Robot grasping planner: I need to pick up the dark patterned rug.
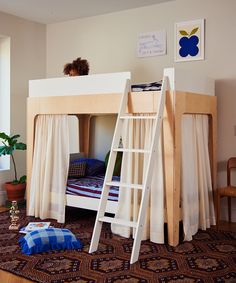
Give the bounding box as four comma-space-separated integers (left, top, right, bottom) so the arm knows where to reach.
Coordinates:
0, 207, 235, 283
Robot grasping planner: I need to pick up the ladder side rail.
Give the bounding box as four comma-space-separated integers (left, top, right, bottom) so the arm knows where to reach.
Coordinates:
141, 76, 167, 187
130, 76, 168, 263
89, 79, 130, 253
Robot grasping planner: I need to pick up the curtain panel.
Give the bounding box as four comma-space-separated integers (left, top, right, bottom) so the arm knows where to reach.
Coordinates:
112, 114, 215, 243
28, 115, 70, 223
111, 114, 165, 243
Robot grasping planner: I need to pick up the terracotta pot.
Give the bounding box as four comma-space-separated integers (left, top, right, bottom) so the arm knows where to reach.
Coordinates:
5, 182, 26, 201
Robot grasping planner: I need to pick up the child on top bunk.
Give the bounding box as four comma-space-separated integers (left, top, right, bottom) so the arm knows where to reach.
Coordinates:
63, 57, 89, 76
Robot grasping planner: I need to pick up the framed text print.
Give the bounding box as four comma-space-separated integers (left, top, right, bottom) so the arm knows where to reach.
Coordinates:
175, 19, 205, 62
137, 30, 166, 57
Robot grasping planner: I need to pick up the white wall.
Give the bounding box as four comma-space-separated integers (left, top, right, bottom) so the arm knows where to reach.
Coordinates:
0, 12, 46, 205
47, 0, 236, 80
89, 115, 117, 160
46, 0, 236, 219
0, 36, 10, 171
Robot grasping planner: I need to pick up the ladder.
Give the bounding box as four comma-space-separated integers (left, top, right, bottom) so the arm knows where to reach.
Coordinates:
89, 76, 168, 264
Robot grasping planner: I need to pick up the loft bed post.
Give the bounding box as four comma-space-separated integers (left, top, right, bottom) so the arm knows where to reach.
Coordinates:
77, 114, 92, 157
172, 93, 183, 247
205, 107, 217, 210
163, 89, 179, 246
26, 102, 39, 214
209, 110, 217, 193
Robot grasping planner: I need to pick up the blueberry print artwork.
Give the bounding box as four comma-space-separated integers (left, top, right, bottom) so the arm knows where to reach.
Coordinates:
175, 19, 204, 62
179, 27, 199, 57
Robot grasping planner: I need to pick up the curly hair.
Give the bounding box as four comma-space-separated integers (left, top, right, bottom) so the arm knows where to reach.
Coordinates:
63, 63, 73, 75
63, 57, 90, 76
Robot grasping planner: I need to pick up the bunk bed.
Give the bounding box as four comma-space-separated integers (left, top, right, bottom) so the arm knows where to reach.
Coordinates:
27, 68, 217, 247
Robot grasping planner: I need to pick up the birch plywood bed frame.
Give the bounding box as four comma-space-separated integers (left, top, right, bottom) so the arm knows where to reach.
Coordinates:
27, 69, 217, 247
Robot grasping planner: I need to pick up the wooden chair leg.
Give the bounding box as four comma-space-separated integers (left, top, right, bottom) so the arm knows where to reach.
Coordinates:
228, 197, 231, 222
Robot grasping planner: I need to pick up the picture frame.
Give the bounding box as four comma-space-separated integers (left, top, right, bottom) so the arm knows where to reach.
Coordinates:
174, 19, 205, 62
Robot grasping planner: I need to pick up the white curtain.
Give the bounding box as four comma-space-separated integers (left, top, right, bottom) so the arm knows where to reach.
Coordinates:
111, 115, 165, 243
28, 115, 70, 223
112, 114, 215, 243
182, 115, 215, 241
181, 115, 199, 240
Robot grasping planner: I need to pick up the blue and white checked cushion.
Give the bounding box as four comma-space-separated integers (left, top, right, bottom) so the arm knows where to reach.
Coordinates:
71, 158, 105, 176
68, 162, 86, 178
19, 228, 82, 255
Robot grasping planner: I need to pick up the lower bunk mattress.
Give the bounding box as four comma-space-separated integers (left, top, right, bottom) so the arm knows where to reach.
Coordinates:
66, 174, 120, 201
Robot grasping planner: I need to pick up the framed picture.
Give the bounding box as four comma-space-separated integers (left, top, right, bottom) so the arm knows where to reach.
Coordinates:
137, 30, 166, 57
175, 19, 205, 62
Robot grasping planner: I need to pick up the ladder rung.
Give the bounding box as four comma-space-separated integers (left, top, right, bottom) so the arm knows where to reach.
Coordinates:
113, 148, 150, 153
120, 115, 156, 120
106, 181, 143, 190
99, 216, 137, 228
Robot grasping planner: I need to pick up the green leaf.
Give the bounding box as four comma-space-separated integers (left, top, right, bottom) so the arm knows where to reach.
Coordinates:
179, 30, 189, 36
0, 132, 10, 142
9, 139, 17, 147
14, 143, 26, 150
0, 132, 27, 181
0, 146, 7, 155
11, 134, 20, 140
4, 148, 13, 155
190, 27, 199, 35
12, 179, 20, 185
19, 175, 26, 183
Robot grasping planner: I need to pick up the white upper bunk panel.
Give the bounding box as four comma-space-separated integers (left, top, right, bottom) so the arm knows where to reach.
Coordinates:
29, 72, 131, 97
164, 68, 215, 96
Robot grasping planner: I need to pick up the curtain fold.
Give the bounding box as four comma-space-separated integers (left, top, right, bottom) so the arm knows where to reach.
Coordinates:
28, 115, 70, 223
182, 115, 215, 241
111, 114, 165, 243
181, 115, 199, 240
195, 115, 216, 229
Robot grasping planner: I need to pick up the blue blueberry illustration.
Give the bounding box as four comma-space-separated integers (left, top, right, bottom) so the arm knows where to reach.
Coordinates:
178, 27, 199, 58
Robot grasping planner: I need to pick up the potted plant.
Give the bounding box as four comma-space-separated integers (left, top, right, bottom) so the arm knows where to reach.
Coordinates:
0, 132, 27, 201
